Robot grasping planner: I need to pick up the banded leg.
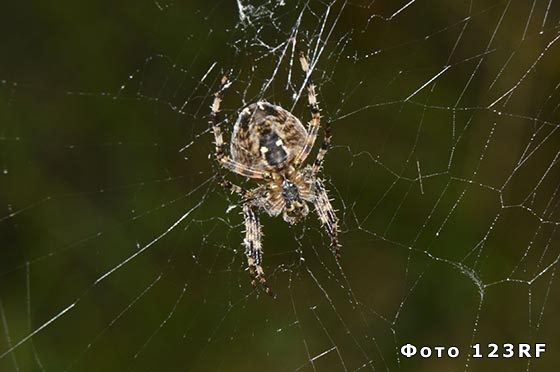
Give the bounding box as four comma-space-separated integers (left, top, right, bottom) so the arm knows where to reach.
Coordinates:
312, 179, 341, 259
210, 75, 268, 179
242, 203, 275, 297
312, 118, 333, 174
294, 52, 321, 166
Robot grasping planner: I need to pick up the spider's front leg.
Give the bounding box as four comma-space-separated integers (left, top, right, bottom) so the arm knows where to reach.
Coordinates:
312, 178, 341, 260
210, 75, 230, 163
242, 203, 275, 298
210, 75, 268, 180
294, 51, 322, 166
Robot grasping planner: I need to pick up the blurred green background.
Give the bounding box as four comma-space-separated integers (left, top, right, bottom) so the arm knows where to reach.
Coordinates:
1, 0, 559, 371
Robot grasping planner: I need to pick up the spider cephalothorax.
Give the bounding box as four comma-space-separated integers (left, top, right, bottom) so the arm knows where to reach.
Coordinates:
281, 178, 310, 224
210, 53, 340, 297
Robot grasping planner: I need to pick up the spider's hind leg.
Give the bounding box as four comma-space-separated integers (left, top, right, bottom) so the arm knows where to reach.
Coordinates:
242, 203, 275, 298
312, 178, 341, 260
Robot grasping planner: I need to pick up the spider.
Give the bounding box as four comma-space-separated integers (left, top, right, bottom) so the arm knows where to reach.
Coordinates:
210, 52, 340, 297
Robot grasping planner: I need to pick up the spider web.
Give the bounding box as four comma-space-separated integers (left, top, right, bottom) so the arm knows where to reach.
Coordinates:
1, 0, 560, 371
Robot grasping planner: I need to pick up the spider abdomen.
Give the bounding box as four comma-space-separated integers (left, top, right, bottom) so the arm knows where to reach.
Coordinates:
230, 101, 308, 172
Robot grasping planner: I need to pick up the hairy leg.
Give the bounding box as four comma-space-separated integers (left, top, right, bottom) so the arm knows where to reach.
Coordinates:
242, 203, 275, 297
312, 178, 341, 260
210, 75, 268, 179
294, 52, 322, 166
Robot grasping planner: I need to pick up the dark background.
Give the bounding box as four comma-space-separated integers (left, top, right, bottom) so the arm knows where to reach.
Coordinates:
1, 1, 559, 371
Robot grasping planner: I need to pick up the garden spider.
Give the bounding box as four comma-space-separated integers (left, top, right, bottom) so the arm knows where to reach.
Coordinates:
210, 52, 340, 297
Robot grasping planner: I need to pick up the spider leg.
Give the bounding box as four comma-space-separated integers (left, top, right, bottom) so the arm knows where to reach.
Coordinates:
242, 203, 275, 298
221, 179, 269, 208
312, 178, 341, 260
210, 75, 269, 179
220, 178, 245, 196
311, 118, 333, 174
294, 52, 321, 166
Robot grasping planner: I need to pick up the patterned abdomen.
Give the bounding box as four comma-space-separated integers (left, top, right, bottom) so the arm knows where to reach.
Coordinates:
231, 102, 308, 171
